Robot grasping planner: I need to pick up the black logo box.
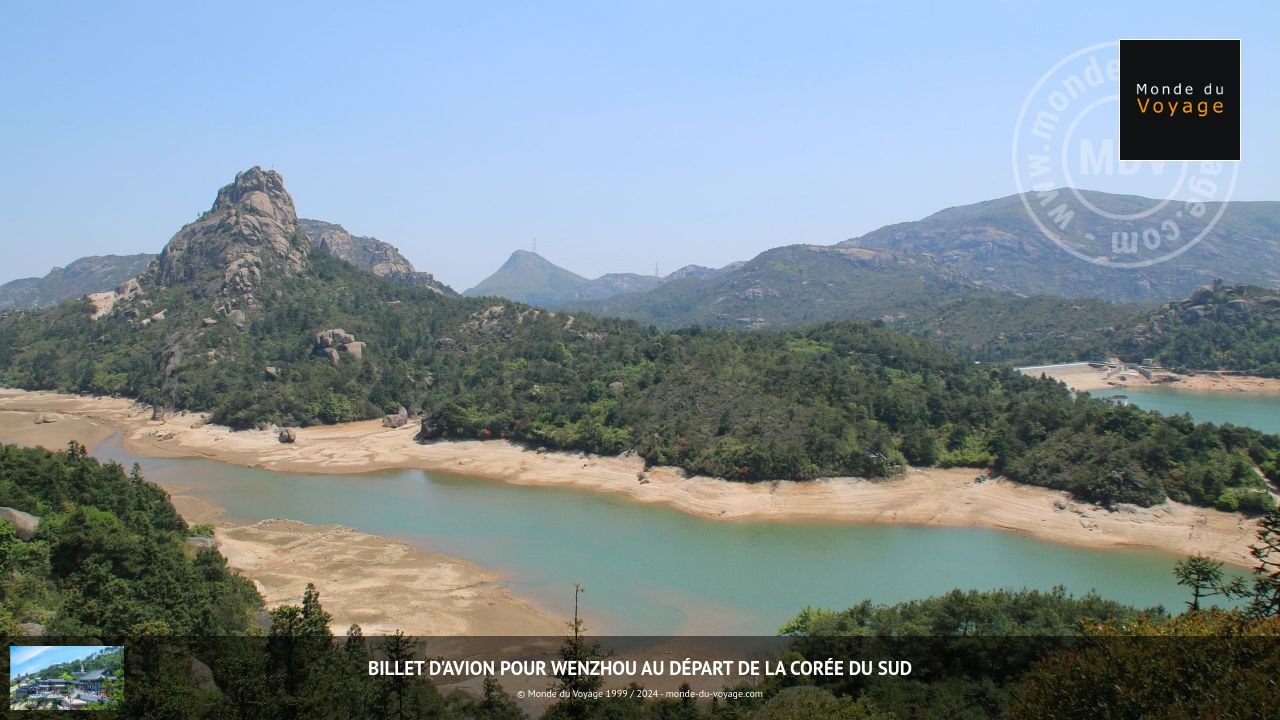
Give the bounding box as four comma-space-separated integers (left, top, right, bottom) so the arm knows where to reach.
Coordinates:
1120, 39, 1240, 161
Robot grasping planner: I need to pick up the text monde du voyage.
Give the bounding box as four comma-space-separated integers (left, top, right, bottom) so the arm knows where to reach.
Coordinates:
369, 658, 912, 678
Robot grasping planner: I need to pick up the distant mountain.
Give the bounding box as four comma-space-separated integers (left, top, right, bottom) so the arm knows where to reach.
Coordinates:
464, 251, 752, 308
462, 250, 590, 307
568, 244, 985, 329
298, 219, 452, 294
571, 273, 662, 301
0, 254, 154, 309
841, 191, 1280, 301
569, 190, 1280, 337
663, 263, 743, 282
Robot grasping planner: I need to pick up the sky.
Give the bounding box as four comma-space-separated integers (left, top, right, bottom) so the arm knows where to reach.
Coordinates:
9, 645, 114, 679
1, 1, 1276, 290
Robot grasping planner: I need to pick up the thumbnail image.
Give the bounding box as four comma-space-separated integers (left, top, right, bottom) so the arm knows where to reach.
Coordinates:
8, 645, 122, 711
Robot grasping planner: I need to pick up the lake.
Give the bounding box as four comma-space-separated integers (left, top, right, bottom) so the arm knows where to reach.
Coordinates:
90, 417, 1255, 635
1092, 386, 1280, 434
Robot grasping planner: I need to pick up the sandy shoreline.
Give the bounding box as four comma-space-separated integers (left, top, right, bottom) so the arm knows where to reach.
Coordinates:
0, 389, 1265, 571
1021, 361, 1280, 394
0, 392, 562, 636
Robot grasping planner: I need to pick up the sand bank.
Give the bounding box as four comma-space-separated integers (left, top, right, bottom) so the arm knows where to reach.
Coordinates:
0, 389, 1263, 568
210, 518, 561, 636
1021, 362, 1280, 394
0, 390, 562, 636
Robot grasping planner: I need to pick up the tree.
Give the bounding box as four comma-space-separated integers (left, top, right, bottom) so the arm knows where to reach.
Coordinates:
1174, 554, 1246, 611
475, 676, 525, 720
546, 584, 608, 720
1247, 505, 1280, 617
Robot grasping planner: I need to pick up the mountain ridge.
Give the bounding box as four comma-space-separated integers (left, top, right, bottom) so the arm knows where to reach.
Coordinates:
0, 254, 155, 310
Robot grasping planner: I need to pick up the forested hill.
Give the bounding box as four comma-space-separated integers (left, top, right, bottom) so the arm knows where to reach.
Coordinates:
1113, 280, 1280, 377
0, 443, 261, 636
0, 168, 1278, 510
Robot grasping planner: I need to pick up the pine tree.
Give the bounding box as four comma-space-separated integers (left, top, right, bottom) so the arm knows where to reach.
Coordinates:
1247, 506, 1280, 617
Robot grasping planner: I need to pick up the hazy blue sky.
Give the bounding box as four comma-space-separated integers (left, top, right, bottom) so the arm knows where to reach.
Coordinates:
2, 2, 1276, 289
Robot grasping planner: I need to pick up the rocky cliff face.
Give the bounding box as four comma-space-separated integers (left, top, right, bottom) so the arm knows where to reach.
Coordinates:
297, 219, 449, 293
151, 167, 309, 296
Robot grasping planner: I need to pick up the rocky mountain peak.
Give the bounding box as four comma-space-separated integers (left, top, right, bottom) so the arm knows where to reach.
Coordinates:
151, 166, 308, 294
297, 218, 451, 294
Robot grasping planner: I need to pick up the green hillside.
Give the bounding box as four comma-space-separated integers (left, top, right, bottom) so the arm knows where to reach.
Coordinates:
568, 244, 981, 330
0, 443, 261, 636
1113, 280, 1280, 376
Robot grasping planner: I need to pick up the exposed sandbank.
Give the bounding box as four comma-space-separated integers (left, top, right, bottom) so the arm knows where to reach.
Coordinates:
1022, 362, 1280, 394
0, 391, 561, 636
0, 389, 1263, 568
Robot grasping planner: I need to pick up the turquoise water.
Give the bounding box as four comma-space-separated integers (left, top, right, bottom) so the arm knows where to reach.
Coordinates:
1092, 387, 1280, 433
88, 433, 1235, 635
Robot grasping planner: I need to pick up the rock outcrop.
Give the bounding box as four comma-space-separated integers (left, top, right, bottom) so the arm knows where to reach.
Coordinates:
150, 167, 309, 298
314, 329, 366, 365
0, 507, 41, 541
297, 219, 450, 294
382, 406, 409, 428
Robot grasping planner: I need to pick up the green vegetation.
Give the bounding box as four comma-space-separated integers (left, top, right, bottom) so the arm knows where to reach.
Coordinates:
4, 248, 1280, 508
779, 587, 1161, 637
1116, 283, 1280, 377
0, 443, 261, 636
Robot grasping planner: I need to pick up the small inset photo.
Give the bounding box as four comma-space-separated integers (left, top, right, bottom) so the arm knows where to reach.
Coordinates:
8, 645, 123, 711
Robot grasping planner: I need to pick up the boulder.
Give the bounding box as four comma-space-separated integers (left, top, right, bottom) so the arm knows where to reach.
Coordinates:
341, 341, 365, 359
17, 623, 45, 637
0, 507, 41, 540
202, 317, 218, 326
415, 418, 442, 441
229, 308, 247, 327
321, 347, 340, 366
32, 413, 54, 424
278, 428, 296, 444
190, 658, 219, 693
382, 406, 409, 428
315, 328, 356, 348
264, 366, 279, 379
